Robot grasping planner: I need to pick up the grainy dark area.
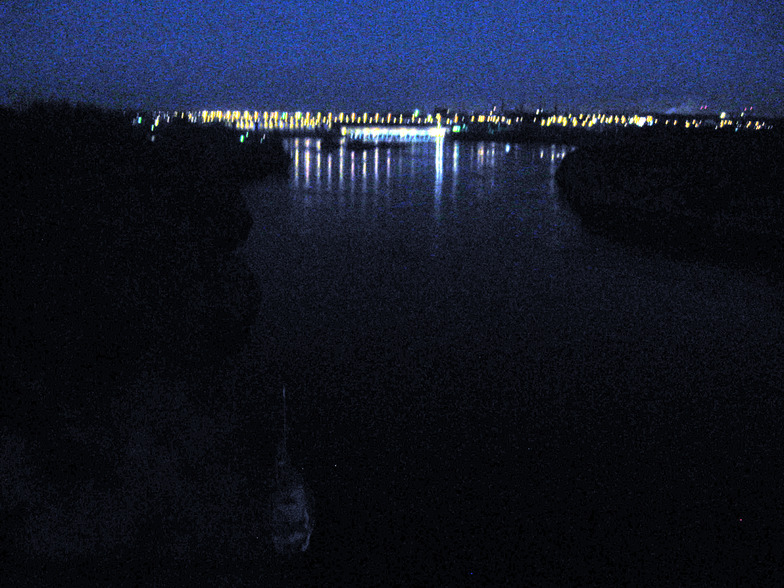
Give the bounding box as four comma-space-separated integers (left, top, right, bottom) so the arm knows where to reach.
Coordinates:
555, 132, 784, 280
2, 105, 784, 586
1, 104, 290, 586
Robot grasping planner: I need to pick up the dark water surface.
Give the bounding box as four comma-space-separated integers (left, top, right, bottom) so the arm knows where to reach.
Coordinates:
238, 138, 784, 583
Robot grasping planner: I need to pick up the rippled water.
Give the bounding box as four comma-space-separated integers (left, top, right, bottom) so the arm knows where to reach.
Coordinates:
286, 138, 570, 236
240, 137, 784, 582
243, 137, 781, 385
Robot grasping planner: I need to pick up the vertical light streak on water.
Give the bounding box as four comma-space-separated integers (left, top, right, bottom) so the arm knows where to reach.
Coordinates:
373, 148, 380, 209
451, 141, 460, 198
338, 148, 345, 204
549, 145, 558, 194
327, 152, 333, 192
434, 137, 444, 217
316, 149, 322, 194
362, 150, 368, 195
549, 146, 564, 198
301, 142, 311, 227
386, 148, 392, 188
337, 149, 344, 206
303, 143, 311, 191
361, 150, 368, 215
293, 139, 300, 189
350, 151, 356, 206
385, 148, 392, 207
374, 148, 380, 188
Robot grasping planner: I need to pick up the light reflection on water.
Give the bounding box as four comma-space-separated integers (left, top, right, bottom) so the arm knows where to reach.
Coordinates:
283, 137, 573, 242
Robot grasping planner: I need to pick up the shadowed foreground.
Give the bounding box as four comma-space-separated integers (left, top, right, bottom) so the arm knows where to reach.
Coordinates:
1, 103, 292, 584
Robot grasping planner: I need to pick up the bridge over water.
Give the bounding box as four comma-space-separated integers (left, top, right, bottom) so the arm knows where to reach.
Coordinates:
342, 125, 449, 143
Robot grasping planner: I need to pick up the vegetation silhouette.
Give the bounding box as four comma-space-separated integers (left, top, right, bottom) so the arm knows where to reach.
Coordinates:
3, 101, 291, 377
1, 101, 292, 584
555, 132, 784, 279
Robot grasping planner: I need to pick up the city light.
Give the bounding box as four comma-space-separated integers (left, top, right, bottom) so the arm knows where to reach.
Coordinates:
141, 106, 774, 138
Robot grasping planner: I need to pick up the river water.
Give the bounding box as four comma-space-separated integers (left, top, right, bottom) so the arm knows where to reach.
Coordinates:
239, 137, 784, 583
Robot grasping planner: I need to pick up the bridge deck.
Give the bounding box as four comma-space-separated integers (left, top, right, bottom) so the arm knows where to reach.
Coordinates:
343, 125, 448, 142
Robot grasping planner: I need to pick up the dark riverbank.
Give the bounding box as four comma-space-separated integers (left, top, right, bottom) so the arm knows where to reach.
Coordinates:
1, 103, 291, 583
2, 103, 290, 377
456, 116, 781, 147
554, 133, 784, 278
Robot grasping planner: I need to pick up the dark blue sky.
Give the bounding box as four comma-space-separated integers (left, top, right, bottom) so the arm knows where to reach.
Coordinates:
2, 0, 783, 114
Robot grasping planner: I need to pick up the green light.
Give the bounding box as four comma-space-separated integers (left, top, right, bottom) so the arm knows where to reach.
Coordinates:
452, 125, 461, 133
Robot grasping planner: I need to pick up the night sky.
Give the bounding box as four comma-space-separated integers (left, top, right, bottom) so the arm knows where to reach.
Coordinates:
2, 0, 784, 114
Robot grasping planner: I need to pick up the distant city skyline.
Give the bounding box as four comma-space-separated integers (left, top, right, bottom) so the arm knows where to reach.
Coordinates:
2, 0, 783, 116
145, 109, 774, 137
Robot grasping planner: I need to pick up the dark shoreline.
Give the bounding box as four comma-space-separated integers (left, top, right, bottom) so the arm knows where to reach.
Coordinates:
3, 102, 291, 377
1, 103, 292, 583
554, 133, 784, 279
